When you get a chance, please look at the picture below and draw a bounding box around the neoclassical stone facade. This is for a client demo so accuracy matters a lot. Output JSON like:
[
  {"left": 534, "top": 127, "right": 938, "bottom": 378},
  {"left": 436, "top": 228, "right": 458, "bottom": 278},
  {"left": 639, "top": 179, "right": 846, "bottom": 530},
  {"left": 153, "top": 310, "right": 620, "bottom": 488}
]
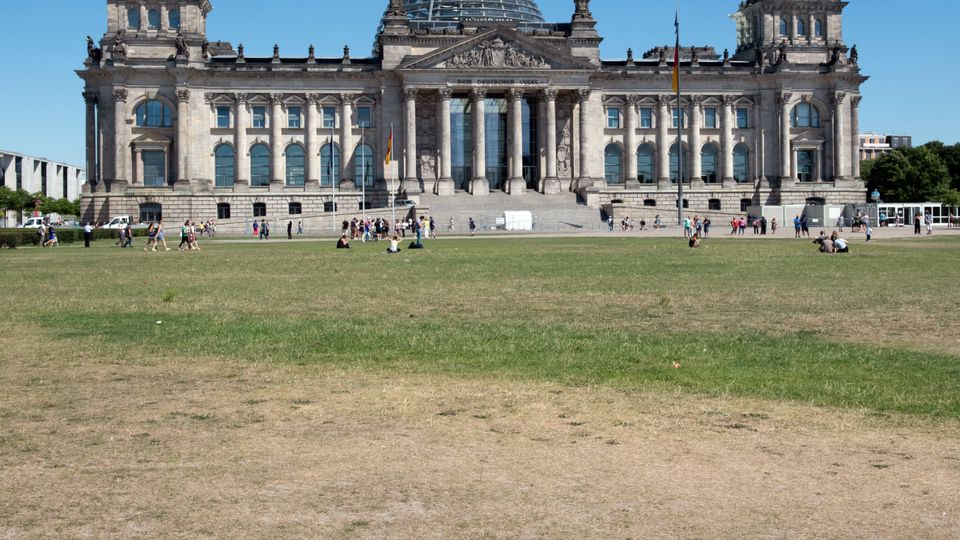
[{"left": 79, "top": 0, "right": 867, "bottom": 225}]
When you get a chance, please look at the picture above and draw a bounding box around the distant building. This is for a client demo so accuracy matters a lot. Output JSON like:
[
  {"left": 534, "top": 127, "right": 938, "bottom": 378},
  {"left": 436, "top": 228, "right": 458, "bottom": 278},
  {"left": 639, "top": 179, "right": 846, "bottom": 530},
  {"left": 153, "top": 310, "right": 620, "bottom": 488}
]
[
  {"left": 0, "top": 150, "right": 86, "bottom": 224},
  {"left": 859, "top": 133, "right": 912, "bottom": 162}
]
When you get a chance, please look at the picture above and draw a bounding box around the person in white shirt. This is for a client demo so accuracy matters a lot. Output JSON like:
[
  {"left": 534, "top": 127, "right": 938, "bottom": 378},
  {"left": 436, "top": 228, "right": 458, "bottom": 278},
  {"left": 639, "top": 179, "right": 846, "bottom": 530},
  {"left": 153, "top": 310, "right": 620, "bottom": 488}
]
[
  {"left": 83, "top": 222, "right": 93, "bottom": 248},
  {"left": 387, "top": 234, "right": 401, "bottom": 254}
]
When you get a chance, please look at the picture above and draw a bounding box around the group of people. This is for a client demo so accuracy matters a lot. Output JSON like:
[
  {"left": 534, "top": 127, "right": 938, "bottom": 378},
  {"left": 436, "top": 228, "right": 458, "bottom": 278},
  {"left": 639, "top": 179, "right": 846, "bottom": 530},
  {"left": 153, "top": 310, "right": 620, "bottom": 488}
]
[
  {"left": 140, "top": 220, "right": 202, "bottom": 252},
  {"left": 814, "top": 231, "right": 851, "bottom": 253},
  {"left": 682, "top": 215, "right": 713, "bottom": 239},
  {"left": 608, "top": 216, "right": 650, "bottom": 232},
  {"left": 36, "top": 223, "right": 58, "bottom": 247}
]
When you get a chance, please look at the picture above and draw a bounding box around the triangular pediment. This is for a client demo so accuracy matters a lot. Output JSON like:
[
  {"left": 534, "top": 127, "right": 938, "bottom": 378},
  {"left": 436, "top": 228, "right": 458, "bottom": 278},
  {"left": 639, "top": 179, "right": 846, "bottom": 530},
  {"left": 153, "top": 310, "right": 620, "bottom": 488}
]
[
  {"left": 131, "top": 132, "right": 173, "bottom": 144},
  {"left": 400, "top": 26, "right": 596, "bottom": 71},
  {"left": 792, "top": 130, "right": 825, "bottom": 144}
]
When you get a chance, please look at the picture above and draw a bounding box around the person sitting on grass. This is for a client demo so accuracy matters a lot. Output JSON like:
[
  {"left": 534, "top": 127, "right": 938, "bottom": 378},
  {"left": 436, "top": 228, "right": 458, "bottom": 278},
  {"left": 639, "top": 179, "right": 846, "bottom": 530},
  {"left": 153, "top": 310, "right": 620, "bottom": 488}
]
[
  {"left": 832, "top": 231, "right": 850, "bottom": 253},
  {"left": 387, "top": 234, "right": 401, "bottom": 254},
  {"left": 337, "top": 235, "right": 351, "bottom": 249},
  {"left": 688, "top": 232, "right": 701, "bottom": 248}
]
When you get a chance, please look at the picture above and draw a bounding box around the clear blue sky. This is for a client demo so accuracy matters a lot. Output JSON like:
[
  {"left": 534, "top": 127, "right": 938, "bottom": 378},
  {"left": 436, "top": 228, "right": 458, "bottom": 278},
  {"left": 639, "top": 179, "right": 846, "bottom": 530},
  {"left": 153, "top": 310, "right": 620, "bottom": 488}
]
[{"left": 1, "top": 0, "right": 955, "bottom": 167}]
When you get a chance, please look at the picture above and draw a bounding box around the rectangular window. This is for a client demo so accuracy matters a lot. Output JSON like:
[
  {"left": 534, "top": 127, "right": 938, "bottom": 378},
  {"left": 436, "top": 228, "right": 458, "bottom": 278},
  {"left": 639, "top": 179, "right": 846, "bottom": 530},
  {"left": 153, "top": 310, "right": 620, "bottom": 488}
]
[
  {"left": 357, "top": 107, "right": 371, "bottom": 128},
  {"left": 128, "top": 8, "right": 140, "bottom": 29},
  {"left": 168, "top": 9, "right": 180, "bottom": 29},
  {"left": 253, "top": 203, "right": 267, "bottom": 217},
  {"left": 288, "top": 106, "right": 301, "bottom": 129},
  {"left": 736, "top": 108, "right": 749, "bottom": 129},
  {"left": 16, "top": 157, "right": 23, "bottom": 190},
  {"left": 142, "top": 151, "right": 166, "bottom": 187},
  {"left": 252, "top": 107, "right": 266, "bottom": 128},
  {"left": 40, "top": 162, "right": 47, "bottom": 195},
  {"left": 672, "top": 108, "right": 685, "bottom": 129},
  {"left": 639, "top": 108, "right": 652, "bottom": 128},
  {"left": 607, "top": 107, "right": 620, "bottom": 129},
  {"left": 216, "top": 106, "right": 230, "bottom": 128},
  {"left": 322, "top": 107, "right": 336, "bottom": 128},
  {"left": 217, "top": 203, "right": 231, "bottom": 220},
  {"left": 704, "top": 108, "right": 718, "bottom": 129},
  {"left": 147, "top": 9, "right": 160, "bottom": 29}
]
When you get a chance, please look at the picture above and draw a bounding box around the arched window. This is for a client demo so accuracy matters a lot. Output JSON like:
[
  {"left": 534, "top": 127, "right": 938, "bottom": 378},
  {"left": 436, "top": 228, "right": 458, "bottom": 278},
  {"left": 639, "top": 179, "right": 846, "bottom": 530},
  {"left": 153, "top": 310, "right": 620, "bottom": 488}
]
[
  {"left": 637, "top": 144, "right": 655, "bottom": 183},
  {"left": 669, "top": 143, "right": 688, "bottom": 183},
  {"left": 815, "top": 19, "right": 824, "bottom": 37},
  {"left": 135, "top": 100, "right": 172, "bottom": 128},
  {"left": 354, "top": 145, "right": 374, "bottom": 188},
  {"left": 604, "top": 144, "right": 622, "bottom": 184},
  {"left": 217, "top": 203, "right": 231, "bottom": 220},
  {"left": 285, "top": 145, "right": 305, "bottom": 186},
  {"left": 127, "top": 8, "right": 141, "bottom": 29},
  {"left": 139, "top": 203, "right": 162, "bottom": 223},
  {"left": 250, "top": 144, "right": 270, "bottom": 187},
  {"left": 147, "top": 9, "right": 160, "bottom": 29},
  {"left": 168, "top": 9, "right": 180, "bottom": 29},
  {"left": 797, "top": 19, "right": 806, "bottom": 36},
  {"left": 321, "top": 143, "right": 340, "bottom": 186},
  {"left": 214, "top": 145, "right": 235, "bottom": 188},
  {"left": 733, "top": 144, "right": 750, "bottom": 183},
  {"left": 791, "top": 103, "right": 820, "bottom": 128},
  {"left": 780, "top": 17, "right": 788, "bottom": 36},
  {"left": 701, "top": 144, "right": 719, "bottom": 183}
]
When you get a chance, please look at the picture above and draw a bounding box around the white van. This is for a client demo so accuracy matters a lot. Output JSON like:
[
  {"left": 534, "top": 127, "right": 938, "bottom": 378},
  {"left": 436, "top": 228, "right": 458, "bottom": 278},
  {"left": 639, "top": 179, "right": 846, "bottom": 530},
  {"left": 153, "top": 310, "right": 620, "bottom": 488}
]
[
  {"left": 20, "top": 217, "right": 46, "bottom": 229},
  {"left": 104, "top": 215, "right": 134, "bottom": 229}
]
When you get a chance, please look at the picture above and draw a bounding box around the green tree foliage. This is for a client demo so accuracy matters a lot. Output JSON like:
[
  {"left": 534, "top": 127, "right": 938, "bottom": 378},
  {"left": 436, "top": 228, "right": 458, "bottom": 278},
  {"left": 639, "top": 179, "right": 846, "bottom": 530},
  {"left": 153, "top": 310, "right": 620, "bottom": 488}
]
[
  {"left": 864, "top": 146, "right": 950, "bottom": 202},
  {"left": 922, "top": 141, "right": 960, "bottom": 191}
]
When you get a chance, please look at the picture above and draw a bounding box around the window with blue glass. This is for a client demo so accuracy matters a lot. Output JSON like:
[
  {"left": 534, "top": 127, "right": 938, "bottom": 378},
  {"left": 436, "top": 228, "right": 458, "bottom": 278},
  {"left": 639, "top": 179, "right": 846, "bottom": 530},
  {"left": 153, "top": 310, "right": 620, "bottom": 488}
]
[
  {"left": 128, "top": 8, "right": 141, "bottom": 29},
  {"left": 287, "top": 107, "right": 301, "bottom": 129},
  {"left": 140, "top": 203, "right": 162, "bottom": 223},
  {"left": 701, "top": 144, "right": 719, "bottom": 182},
  {"left": 704, "top": 108, "right": 718, "bottom": 129},
  {"left": 797, "top": 19, "right": 806, "bottom": 36},
  {"left": 733, "top": 144, "right": 750, "bottom": 182},
  {"left": 320, "top": 143, "right": 340, "bottom": 186},
  {"left": 322, "top": 107, "right": 336, "bottom": 129},
  {"left": 135, "top": 100, "right": 172, "bottom": 127},
  {"left": 250, "top": 144, "right": 270, "bottom": 186},
  {"left": 780, "top": 17, "right": 788, "bottom": 35},
  {"left": 607, "top": 107, "right": 620, "bottom": 129},
  {"left": 639, "top": 108, "right": 653, "bottom": 128},
  {"left": 252, "top": 107, "right": 266, "bottom": 128},
  {"left": 791, "top": 103, "right": 820, "bottom": 128},
  {"left": 168, "top": 9, "right": 180, "bottom": 29},
  {"left": 357, "top": 107, "right": 371, "bottom": 128},
  {"left": 797, "top": 149, "right": 815, "bottom": 182},
  {"left": 354, "top": 145, "right": 374, "bottom": 187},
  {"left": 148, "top": 9, "right": 160, "bottom": 29},
  {"left": 216, "top": 106, "right": 230, "bottom": 129},
  {"left": 285, "top": 145, "right": 305, "bottom": 186},
  {"left": 672, "top": 108, "right": 686, "bottom": 129},
  {"left": 604, "top": 144, "right": 622, "bottom": 184},
  {"left": 736, "top": 108, "right": 749, "bottom": 129},
  {"left": 815, "top": 20, "right": 824, "bottom": 37},
  {"left": 142, "top": 150, "right": 166, "bottom": 186},
  {"left": 214, "top": 145, "right": 235, "bottom": 187},
  {"left": 637, "top": 144, "right": 655, "bottom": 183}
]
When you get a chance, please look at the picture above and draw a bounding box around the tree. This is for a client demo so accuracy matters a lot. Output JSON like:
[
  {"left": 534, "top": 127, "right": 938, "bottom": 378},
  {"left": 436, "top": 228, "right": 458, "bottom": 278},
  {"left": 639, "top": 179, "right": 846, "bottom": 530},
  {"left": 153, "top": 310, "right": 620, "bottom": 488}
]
[
  {"left": 939, "top": 188, "right": 960, "bottom": 209},
  {"left": 922, "top": 141, "right": 960, "bottom": 191},
  {"left": 864, "top": 146, "right": 950, "bottom": 202}
]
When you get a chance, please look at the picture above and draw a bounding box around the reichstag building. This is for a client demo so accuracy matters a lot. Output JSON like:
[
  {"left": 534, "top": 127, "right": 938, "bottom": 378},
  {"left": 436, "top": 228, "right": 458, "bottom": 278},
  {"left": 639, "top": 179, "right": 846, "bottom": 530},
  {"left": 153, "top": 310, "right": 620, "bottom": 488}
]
[{"left": 79, "top": 0, "right": 867, "bottom": 225}]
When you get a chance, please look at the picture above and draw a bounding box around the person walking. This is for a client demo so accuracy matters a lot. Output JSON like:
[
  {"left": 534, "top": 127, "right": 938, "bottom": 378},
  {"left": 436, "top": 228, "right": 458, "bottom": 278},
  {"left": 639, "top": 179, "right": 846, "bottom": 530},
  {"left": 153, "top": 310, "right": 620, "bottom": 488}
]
[
  {"left": 469, "top": 217, "right": 476, "bottom": 237},
  {"left": 297, "top": 221, "right": 303, "bottom": 236},
  {"left": 83, "top": 222, "right": 93, "bottom": 248},
  {"left": 123, "top": 222, "right": 135, "bottom": 248},
  {"left": 914, "top": 214, "right": 922, "bottom": 235},
  {"left": 430, "top": 216, "right": 437, "bottom": 239},
  {"left": 793, "top": 215, "right": 802, "bottom": 238},
  {"left": 924, "top": 211, "right": 934, "bottom": 235},
  {"left": 287, "top": 220, "right": 293, "bottom": 240},
  {"left": 178, "top": 220, "right": 190, "bottom": 251},
  {"left": 154, "top": 221, "right": 169, "bottom": 250},
  {"left": 771, "top": 217, "right": 778, "bottom": 235},
  {"left": 252, "top": 220, "right": 259, "bottom": 238}
]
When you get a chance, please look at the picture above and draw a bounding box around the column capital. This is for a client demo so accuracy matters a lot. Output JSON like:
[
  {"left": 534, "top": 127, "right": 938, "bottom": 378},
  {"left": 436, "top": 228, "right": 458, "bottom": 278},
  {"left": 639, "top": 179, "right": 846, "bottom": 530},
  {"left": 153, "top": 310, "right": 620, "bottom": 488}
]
[
  {"left": 113, "top": 88, "right": 128, "bottom": 102},
  {"left": 832, "top": 90, "right": 847, "bottom": 105},
  {"left": 657, "top": 94, "right": 671, "bottom": 106},
  {"left": 577, "top": 89, "right": 591, "bottom": 103},
  {"left": 176, "top": 89, "right": 191, "bottom": 103},
  {"left": 470, "top": 88, "right": 487, "bottom": 102},
  {"left": 850, "top": 94, "right": 862, "bottom": 108},
  {"left": 403, "top": 87, "right": 418, "bottom": 101},
  {"left": 306, "top": 93, "right": 321, "bottom": 104},
  {"left": 340, "top": 93, "right": 357, "bottom": 106},
  {"left": 689, "top": 94, "right": 702, "bottom": 110},
  {"left": 234, "top": 92, "right": 248, "bottom": 105},
  {"left": 722, "top": 95, "right": 735, "bottom": 107},
  {"left": 542, "top": 88, "right": 559, "bottom": 101},
  {"left": 625, "top": 94, "right": 640, "bottom": 106},
  {"left": 83, "top": 90, "right": 98, "bottom": 104},
  {"left": 269, "top": 93, "right": 285, "bottom": 105},
  {"left": 439, "top": 87, "right": 453, "bottom": 100},
  {"left": 506, "top": 88, "right": 524, "bottom": 101},
  {"left": 777, "top": 90, "right": 793, "bottom": 107}
]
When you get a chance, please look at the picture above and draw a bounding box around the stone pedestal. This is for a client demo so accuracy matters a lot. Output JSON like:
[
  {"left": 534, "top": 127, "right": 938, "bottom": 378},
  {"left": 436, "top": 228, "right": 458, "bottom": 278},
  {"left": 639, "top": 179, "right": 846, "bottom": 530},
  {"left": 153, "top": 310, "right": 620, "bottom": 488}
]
[
  {"left": 506, "top": 177, "right": 525, "bottom": 196},
  {"left": 542, "top": 177, "right": 561, "bottom": 195},
  {"left": 435, "top": 178, "right": 455, "bottom": 196},
  {"left": 173, "top": 178, "right": 191, "bottom": 192},
  {"left": 268, "top": 180, "right": 284, "bottom": 192},
  {"left": 469, "top": 178, "right": 489, "bottom": 196},
  {"left": 401, "top": 178, "right": 422, "bottom": 195},
  {"left": 305, "top": 179, "right": 321, "bottom": 192}
]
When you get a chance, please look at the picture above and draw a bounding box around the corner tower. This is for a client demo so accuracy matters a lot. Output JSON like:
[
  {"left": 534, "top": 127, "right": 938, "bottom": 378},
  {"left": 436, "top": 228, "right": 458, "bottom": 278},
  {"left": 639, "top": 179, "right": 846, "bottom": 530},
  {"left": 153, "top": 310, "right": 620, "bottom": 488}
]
[{"left": 732, "top": 0, "right": 849, "bottom": 65}]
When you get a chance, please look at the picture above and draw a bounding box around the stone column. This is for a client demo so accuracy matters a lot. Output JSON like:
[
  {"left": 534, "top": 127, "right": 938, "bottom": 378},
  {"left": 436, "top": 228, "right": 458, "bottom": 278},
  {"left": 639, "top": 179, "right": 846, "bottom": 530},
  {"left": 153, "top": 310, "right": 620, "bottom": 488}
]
[
  {"left": 721, "top": 95, "right": 735, "bottom": 187},
  {"left": 402, "top": 88, "right": 421, "bottom": 194},
  {"left": 577, "top": 89, "right": 592, "bottom": 188},
  {"left": 542, "top": 89, "right": 560, "bottom": 194},
  {"left": 134, "top": 149, "right": 143, "bottom": 186},
  {"left": 160, "top": 5, "right": 168, "bottom": 31},
  {"left": 112, "top": 88, "right": 128, "bottom": 190},
  {"left": 754, "top": 97, "right": 764, "bottom": 184},
  {"left": 140, "top": 5, "right": 148, "bottom": 30},
  {"left": 850, "top": 95, "right": 861, "bottom": 180},
  {"left": 833, "top": 91, "right": 848, "bottom": 181},
  {"left": 340, "top": 93, "right": 355, "bottom": 190},
  {"left": 470, "top": 88, "right": 488, "bottom": 196},
  {"left": 688, "top": 96, "right": 702, "bottom": 187},
  {"left": 436, "top": 88, "right": 454, "bottom": 196},
  {"left": 268, "top": 93, "right": 284, "bottom": 191},
  {"left": 778, "top": 91, "right": 793, "bottom": 182},
  {"left": 624, "top": 95, "right": 639, "bottom": 188},
  {"left": 305, "top": 94, "right": 320, "bottom": 190},
  {"left": 506, "top": 88, "right": 525, "bottom": 195},
  {"left": 657, "top": 95, "right": 671, "bottom": 188},
  {"left": 83, "top": 91, "right": 98, "bottom": 190},
  {"left": 174, "top": 89, "right": 191, "bottom": 190},
  {"left": 234, "top": 93, "right": 250, "bottom": 191}
]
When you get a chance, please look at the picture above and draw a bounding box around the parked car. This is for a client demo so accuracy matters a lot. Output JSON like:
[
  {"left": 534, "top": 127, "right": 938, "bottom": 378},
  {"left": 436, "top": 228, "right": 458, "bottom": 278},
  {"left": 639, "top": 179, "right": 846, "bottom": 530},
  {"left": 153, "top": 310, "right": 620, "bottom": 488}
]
[
  {"left": 20, "top": 217, "right": 46, "bottom": 229},
  {"left": 104, "top": 215, "right": 134, "bottom": 229}
]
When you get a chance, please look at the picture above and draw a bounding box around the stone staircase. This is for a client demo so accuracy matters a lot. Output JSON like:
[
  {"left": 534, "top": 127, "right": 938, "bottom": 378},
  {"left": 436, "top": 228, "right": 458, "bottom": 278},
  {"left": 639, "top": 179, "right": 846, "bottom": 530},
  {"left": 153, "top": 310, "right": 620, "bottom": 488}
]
[{"left": 417, "top": 191, "right": 606, "bottom": 233}]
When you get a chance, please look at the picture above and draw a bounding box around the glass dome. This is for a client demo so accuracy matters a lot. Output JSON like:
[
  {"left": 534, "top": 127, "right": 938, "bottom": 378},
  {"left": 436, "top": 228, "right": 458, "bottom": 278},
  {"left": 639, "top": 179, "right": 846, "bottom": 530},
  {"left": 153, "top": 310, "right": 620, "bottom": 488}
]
[{"left": 403, "top": 0, "right": 545, "bottom": 23}]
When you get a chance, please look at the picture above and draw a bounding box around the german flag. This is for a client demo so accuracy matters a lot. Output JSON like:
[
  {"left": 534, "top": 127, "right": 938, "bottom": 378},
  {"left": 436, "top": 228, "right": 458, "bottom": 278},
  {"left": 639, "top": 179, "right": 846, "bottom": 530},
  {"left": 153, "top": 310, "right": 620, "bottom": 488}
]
[
  {"left": 384, "top": 124, "right": 393, "bottom": 165},
  {"left": 672, "top": 13, "right": 680, "bottom": 94}
]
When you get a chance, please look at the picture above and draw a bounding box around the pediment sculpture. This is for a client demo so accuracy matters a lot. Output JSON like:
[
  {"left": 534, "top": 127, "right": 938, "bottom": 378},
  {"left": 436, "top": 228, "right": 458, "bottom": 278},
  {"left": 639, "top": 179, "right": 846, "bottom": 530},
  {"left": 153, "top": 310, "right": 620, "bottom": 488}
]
[{"left": 446, "top": 38, "right": 548, "bottom": 69}]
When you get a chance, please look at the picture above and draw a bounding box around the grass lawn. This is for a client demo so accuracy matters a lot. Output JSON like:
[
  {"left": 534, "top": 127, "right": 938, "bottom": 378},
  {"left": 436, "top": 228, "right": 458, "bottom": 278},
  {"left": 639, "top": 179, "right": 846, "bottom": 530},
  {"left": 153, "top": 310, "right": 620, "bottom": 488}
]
[{"left": 3, "top": 235, "right": 960, "bottom": 538}]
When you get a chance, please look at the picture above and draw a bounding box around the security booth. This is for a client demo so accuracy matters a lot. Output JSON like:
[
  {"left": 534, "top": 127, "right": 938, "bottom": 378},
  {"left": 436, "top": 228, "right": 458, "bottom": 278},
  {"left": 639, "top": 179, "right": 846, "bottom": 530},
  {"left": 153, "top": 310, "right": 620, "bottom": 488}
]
[{"left": 876, "top": 203, "right": 959, "bottom": 228}]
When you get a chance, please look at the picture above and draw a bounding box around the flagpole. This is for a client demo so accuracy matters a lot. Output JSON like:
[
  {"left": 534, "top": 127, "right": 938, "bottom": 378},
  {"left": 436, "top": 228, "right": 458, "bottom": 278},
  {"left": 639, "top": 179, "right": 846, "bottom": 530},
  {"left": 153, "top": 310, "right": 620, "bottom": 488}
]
[
  {"left": 389, "top": 122, "right": 396, "bottom": 227},
  {"left": 331, "top": 118, "right": 337, "bottom": 234},
  {"left": 361, "top": 125, "right": 366, "bottom": 223},
  {"left": 674, "top": 5, "right": 684, "bottom": 228}
]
